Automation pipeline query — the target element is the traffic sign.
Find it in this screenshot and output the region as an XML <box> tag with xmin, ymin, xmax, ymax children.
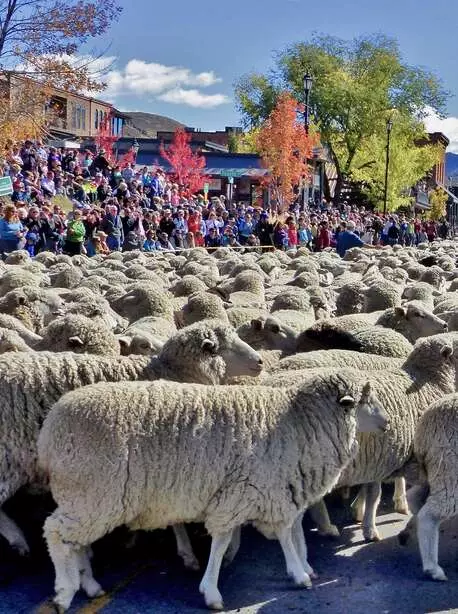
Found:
<box><xmin>203</xmin><ymin>183</ymin><xmax>209</xmax><ymax>194</ymax></box>
<box><xmin>219</xmin><ymin>169</ymin><xmax>244</xmax><ymax>178</ymax></box>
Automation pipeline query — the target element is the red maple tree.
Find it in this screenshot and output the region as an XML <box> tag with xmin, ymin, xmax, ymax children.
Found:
<box><xmin>256</xmin><ymin>93</ymin><xmax>318</xmax><ymax>211</ymax></box>
<box><xmin>118</xmin><ymin>147</ymin><xmax>136</xmax><ymax>169</ymax></box>
<box><xmin>94</xmin><ymin>111</ymin><xmax>119</xmax><ymax>164</ymax></box>
<box><xmin>160</xmin><ymin>128</ymin><xmax>207</xmax><ymax>193</ymax></box>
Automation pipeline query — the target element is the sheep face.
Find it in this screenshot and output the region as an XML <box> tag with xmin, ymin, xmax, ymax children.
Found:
<box><xmin>216</xmin><ymin>328</ymin><xmax>264</xmax><ymax>379</ymax></box>
<box><xmin>354</xmin><ymin>382</ymin><xmax>389</xmax><ymax>434</ymax></box>
<box><xmin>395</xmin><ymin>303</ymin><xmax>448</xmax><ymax>339</ymax></box>
<box><xmin>249</xmin><ymin>316</ymin><xmax>297</xmax><ymax>353</ymax></box>
<box><xmin>158</xmin><ymin>320</ymin><xmax>263</xmax><ymax>384</ymax></box>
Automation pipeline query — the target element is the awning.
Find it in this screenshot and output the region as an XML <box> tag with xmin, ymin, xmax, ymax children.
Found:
<box><xmin>205</xmin><ymin>168</ymin><xmax>269</xmax><ymax>178</ymax></box>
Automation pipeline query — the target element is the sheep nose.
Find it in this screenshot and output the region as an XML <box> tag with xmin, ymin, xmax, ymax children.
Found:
<box><xmin>257</xmin><ymin>357</ymin><xmax>263</xmax><ymax>366</ymax></box>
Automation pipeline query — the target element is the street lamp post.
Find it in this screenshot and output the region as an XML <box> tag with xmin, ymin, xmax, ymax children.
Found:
<box><xmin>303</xmin><ymin>73</ymin><xmax>313</xmax><ymax>209</ymax></box>
<box><xmin>132</xmin><ymin>138</ymin><xmax>140</xmax><ymax>164</ymax></box>
<box><xmin>383</xmin><ymin>117</ymin><xmax>393</xmax><ymax>215</ymax></box>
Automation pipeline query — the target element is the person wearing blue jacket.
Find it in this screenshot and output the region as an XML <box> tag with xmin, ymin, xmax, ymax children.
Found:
<box><xmin>0</xmin><ymin>204</ymin><xmax>24</xmax><ymax>253</ymax></box>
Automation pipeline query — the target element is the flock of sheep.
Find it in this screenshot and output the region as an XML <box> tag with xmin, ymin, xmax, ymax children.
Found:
<box><xmin>0</xmin><ymin>241</ymin><xmax>456</xmax><ymax>611</ymax></box>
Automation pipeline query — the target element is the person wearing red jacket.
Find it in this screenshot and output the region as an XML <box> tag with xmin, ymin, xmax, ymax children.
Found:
<box><xmin>317</xmin><ymin>220</ymin><xmax>332</xmax><ymax>251</ymax></box>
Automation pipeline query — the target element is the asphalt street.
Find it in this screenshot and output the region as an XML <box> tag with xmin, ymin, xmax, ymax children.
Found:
<box><xmin>0</xmin><ymin>489</ymin><xmax>456</xmax><ymax>614</ymax></box>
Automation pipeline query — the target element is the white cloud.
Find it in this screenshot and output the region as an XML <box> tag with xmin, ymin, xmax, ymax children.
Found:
<box><xmin>157</xmin><ymin>88</ymin><xmax>230</xmax><ymax>108</ymax></box>
<box><xmin>104</xmin><ymin>60</ymin><xmax>223</xmax><ymax>98</ymax></box>
<box><xmin>424</xmin><ymin>109</ymin><xmax>458</xmax><ymax>153</ymax></box>
<box><xmin>17</xmin><ymin>53</ymin><xmax>229</xmax><ymax>109</ymax></box>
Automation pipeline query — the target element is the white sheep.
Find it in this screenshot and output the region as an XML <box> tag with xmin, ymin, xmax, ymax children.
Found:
<box><xmin>38</xmin><ymin>370</ymin><xmax>387</xmax><ymax>611</ymax></box>
<box><xmin>0</xmin><ymin>320</ymin><xmax>262</xmax><ymax>558</ymax></box>
<box><xmin>36</xmin><ymin>315</ymin><xmax>121</xmax><ymax>355</ymax></box>
<box><xmin>399</xmin><ymin>393</ymin><xmax>458</xmax><ymax>581</ymax></box>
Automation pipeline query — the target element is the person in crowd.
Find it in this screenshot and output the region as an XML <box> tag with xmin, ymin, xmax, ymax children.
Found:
<box><xmin>317</xmin><ymin>220</ymin><xmax>332</xmax><ymax>251</ymax></box>
<box><xmin>101</xmin><ymin>204</ymin><xmax>124</xmax><ymax>251</ymax></box>
<box><xmin>0</xmin><ymin>204</ymin><xmax>24</xmax><ymax>253</ymax></box>
<box><xmin>64</xmin><ymin>209</ymin><xmax>85</xmax><ymax>256</ymax></box>
<box><xmin>336</xmin><ymin>220</ymin><xmax>377</xmax><ymax>257</ymax></box>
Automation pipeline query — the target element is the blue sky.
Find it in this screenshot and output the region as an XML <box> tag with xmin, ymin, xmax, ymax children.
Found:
<box><xmin>90</xmin><ymin>0</ymin><xmax>458</xmax><ymax>148</ymax></box>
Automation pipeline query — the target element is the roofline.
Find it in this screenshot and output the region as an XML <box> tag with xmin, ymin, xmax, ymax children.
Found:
<box><xmin>5</xmin><ymin>71</ymin><xmax>114</xmax><ymax>108</ymax></box>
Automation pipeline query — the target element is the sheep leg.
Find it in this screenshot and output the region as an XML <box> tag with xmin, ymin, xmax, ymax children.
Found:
<box><xmin>0</xmin><ymin>508</ymin><xmax>29</xmax><ymax>556</ymax></box>
<box><xmin>77</xmin><ymin>547</ymin><xmax>105</xmax><ymax>599</ymax></box>
<box><xmin>398</xmin><ymin>515</ymin><xmax>417</xmax><ymax>546</ymax></box>
<box><xmin>223</xmin><ymin>525</ymin><xmax>241</xmax><ymax>566</ymax></box>
<box><xmin>417</xmin><ymin>503</ymin><xmax>447</xmax><ymax>581</ymax></box>
<box><xmin>308</xmin><ymin>500</ymin><xmax>340</xmax><ymax>537</ymax></box>
<box><xmin>291</xmin><ymin>513</ymin><xmax>317</xmax><ymax>578</ymax></box>
<box><xmin>44</xmin><ymin>515</ymin><xmax>81</xmax><ymax>612</ymax></box>
<box><xmin>275</xmin><ymin>524</ymin><xmax>312</xmax><ymax>588</ymax></box>
<box><xmin>199</xmin><ymin>529</ymin><xmax>233</xmax><ymax>611</ymax></box>
<box><xmin>362</xmin><ymin>482</ymin><xmax>382</xmax><ymax>542</ymax></box>
<box><xmin>350</xmin><ymin>485</ymin><xmax>367</xmax><ymax>523</ymax></box>
<box><xmin>173</xmin><ymin>523</ymin><xmax>200</xmax><ymax>571</ymax></box>
<box><xmin>393</xmin><ymin>477</ymin><xmax>410</xmax><ymax>515</ymax></box>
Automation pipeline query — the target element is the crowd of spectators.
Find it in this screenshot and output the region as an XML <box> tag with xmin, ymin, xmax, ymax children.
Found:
<box><xmin>0</xmin><ymin>139</ymin><xmax>452</xmax><ymax>258</ymax></box>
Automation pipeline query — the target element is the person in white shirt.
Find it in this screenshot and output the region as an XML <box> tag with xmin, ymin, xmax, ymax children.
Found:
<box><xmin>41</xmin><ymin>171</ymin><xmax>56</xmax><ymax>197</ymax></box>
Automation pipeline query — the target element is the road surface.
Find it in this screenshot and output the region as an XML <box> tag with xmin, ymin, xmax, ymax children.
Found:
<box><xmin>0</xmin><ymin>489</ymin><xmax>456</xmax><ymax>613</ymax></box>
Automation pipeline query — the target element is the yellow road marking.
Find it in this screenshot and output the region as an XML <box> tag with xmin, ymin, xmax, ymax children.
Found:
<box><xmin>33</xmin><ymin>562</ymin><xmax>152</xmax><ymax>614</ymax></box>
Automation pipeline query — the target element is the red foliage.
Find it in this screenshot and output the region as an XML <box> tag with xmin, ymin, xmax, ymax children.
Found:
<box><xmin>256</xmin><ymin>93</ymin><xmax>319</xmax><ymax>211</ymax></box>
<box><xmin>94</xmin><ymin>111</ymin><xmax>118</xmax><ymax>164</ymax></box>
<box><xmin>160</xmin><ymin>128</ymin><xmax>207</xmax><ymax>193</ymax></box>
<box><xmin>118</xmin><ymin>147</ymin><xmax>136</xmax><ymax>169</ymax></box>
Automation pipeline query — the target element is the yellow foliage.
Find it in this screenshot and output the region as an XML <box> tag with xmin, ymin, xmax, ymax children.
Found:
<box><xmin>427</xmin><ymin>187</ymin><xmax>448</xmax><ymax>220</ymax></box>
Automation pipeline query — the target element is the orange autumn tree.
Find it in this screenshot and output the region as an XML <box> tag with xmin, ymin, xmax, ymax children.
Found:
<box><xmin>256</xmin><ymin>93</ymin><xmax>318</xmax><ymax>211</ymax></box>
<box><xmin>160</xmin><ymin>128</ymin><xmax>207</xmax><ymax>193</ymax></box>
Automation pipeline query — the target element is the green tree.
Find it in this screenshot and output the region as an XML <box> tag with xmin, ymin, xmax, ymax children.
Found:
<box><xmin>234</xmin><ymin>34</ymin><xmax>448</xmax><ymax>203</ymax></box>
<box><xmin>350</xmin><ymin>113</ymin><xmax>442</xmax><ymax>211</ymax></box>
<box><xmin>228</xmin><ymin>127</ymin><xmax>261</xmax><ymax>153</ymax></box>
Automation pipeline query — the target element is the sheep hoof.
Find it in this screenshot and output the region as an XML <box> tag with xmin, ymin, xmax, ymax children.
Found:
<box><xmin>206</xmin><ymin>600</ymin><xmax>224</xmax><ymax>611</ymax></box>
<box><xmin>200</xmin><ymin>584</ymin><xmax>224</xmax><ymax>610</ymax></box>
<box><xmin>424</xmin><ymin>567</ymin><xmax>447</xmax><ymax>582</ymax></box>
<box><xmin>52</xmin><ymin>597</ymin><xmax>71</xmax><ymax>613</ymax></box>
<box><xmin>397</xmin><ymin>530</ymin><xmax>410</xmax><ymax>546</ymax></box>
<box><xmin>394</xmin><ymin>502</ymin><xmax>410</xmax><ymax>516</ymax></box>
<box><xmin>318</xmin><ymin>524</ymin><xmax>340</xmax><ymax>538</ymax></box>
<box><xmin>292</xmin><ymin>572</ymin><xmax>313</xmax><ymax>589</ymax></box>
<box><xmin>12</xmin><ymin>540</ymin><xmax>30</xmax><ymax>557</ymax></box>
<box><xmin>308</xmin><ymin>569</ymin><xmax>318</xmax><ymax>580</ymax></box>
<box><xmin>183</xmin><ymin>556</ymin><xmax>200</xmax><ymax>571</ymax></box>
<box><xmin>363</xmin><ymin>528</ymin><xmax>381</xmax><ymax>542</ymax></box>
<box><xmin>83</xmin><ymin>580</ymin><xmax>105</xmax><ymax>599</ymax></box>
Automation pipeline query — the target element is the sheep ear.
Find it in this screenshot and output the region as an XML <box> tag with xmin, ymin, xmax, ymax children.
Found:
<box><xmin>395</xmin><ymin>306</ymin><xmax>407</xmax><ymax>318</ymax></box>
<box><xmin>201</xmin><ymin>338</ymin><xmax>216</xmax><ymax>353</ymax></box>
<box><xmin>338</xmin><ymin>395</ymin><xmax>355</xmax><ymax>408</ymax></box>
<box><xmin>117</xmin><ymin>336</ymin><xmax>130</xmax><ymax>351</ymax></box>
<box><xmin>251</xmin><ymin>318</ymin><xmax>264</xmax><ymax>331</ymax></box>
<box><xmin>268</xmin><ymin>322</ymin><xmax>281</xmax><ymax>334</ymax></box>
<box><xmin>68</xmin><ymin>336</ymin><xmax>84</xmax><ymax>347</ymax></box>
<box><xmin>440</xmin><ymin>344</ymin><xmax>454</xmax><ymax>359</ymax></box>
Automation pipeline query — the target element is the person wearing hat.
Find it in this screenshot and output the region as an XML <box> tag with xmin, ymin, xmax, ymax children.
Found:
<box><xmin>90</xmin><ymin>149</ymin><xmax>110</xmax><ymax>177</ymax></box>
